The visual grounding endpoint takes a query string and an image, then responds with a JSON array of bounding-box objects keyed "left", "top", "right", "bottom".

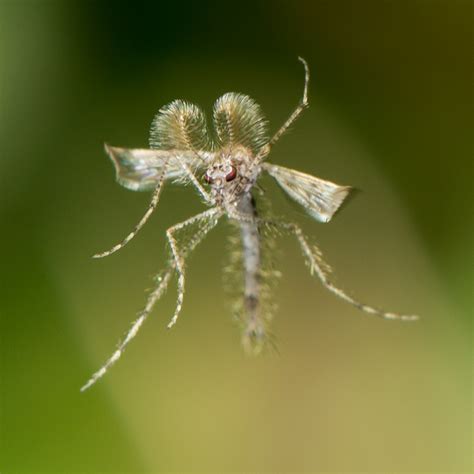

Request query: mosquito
[{"left": 81, "top": 57, "right": 418, "bottom": 392}]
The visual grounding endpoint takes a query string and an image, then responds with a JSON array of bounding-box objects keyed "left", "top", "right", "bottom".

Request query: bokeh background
[{"left": 1, "top": 1, "right": 472, "bottom": 472}]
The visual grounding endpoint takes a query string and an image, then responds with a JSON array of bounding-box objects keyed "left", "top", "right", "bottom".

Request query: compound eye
[
  {"left": 225, "top": 166, "right": 237, "bottom": 182},
  {"left": 203, "top": 172, "right": 213, "bottom": 184}
]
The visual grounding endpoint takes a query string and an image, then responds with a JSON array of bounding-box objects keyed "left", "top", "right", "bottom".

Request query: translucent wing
[
  {"left": 213, "top": 93, "right": 268, "bottom": 155},
  {"left": 105, "top": 144, "right": 206, "bottom": 191},
  {"left": 149, "top": 100, "right": 211, "bottom": 152},
  {"left": 264, "top": 163, "right": 352, "bottom": 222}
]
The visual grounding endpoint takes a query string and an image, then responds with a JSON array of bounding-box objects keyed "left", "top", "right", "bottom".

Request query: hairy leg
[
  {"left": 81, "top": 207, "right": 222, "bottom": 391},
  {"left": 80, "top": 266, "right": 174, "bottom": 391},
  {"left": 251, "top": 57, "right": 310, "bottom": 168},
  {"left": 166, "top": 207, "right": 223, "bottom": 329},
  {"left": 268, "top": 57, "right": 310, "bottom": 147},
  {"left": 266, "top": 219, "right": 418, "bottom": 322},
  {"left": 93, "top": 173, "right": 167, "bottom": 259},
  {"left": 176, "top": 157, "right": 213, "bottom": 204}
]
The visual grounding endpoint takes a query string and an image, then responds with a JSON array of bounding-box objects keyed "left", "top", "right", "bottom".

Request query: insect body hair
[
  {"left": 84, "top": 57, "right": 417, "bottom": 391},
  {"left": 223, "top": 196, "right": 281, "bottom": 354}
]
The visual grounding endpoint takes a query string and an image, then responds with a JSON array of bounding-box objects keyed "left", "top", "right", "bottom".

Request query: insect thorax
[{"left": 205, "top": 145, "right": 260, "bottom": 207}]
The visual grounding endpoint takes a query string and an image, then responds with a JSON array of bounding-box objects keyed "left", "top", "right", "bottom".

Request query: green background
[{"left": 1, "top": 1, "right": 472, "bottom": 472}]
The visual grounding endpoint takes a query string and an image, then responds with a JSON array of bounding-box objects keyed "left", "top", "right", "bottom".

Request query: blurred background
[{"left": 1, "top": 1, "right": 472, "bottom": 472}]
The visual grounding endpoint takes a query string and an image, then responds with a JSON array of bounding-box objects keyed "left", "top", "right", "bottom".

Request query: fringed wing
[
  {"left": 107, "top": 101, "right": 214, "bottom": 192},
  {"left": 264, "top": 163, "right": 352, "bottom": 223},
  {"left": 105, "top": 144, "right": 200, "bottom": 191},
  {"left": 149, "top": 100, "right": 211, "bottom": 152},
  {"left": 213, "top": 93, "right": 269, "bottom": 155}
]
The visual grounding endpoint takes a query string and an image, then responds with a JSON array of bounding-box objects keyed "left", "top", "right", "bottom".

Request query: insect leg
[
  {"left": 268, "top": 57, "right": 310, "bottom": 147},
  {"left": 271, "top": 220, "right": 419, "bottom": 322},
  {"left": 80, "top": 265, "right": 174, "bottom": 391},
  {"left": 166, "top": 208, "right": 223, "bottom": 329},
  {"left": 175, "top": 156, "right": 213, "bottom": 203},
  {"left": 81, "top": 209, "right": 222, "bottom": 391},
  {"left": 92, "top": 168, "right": 167, "bottom": 259}
]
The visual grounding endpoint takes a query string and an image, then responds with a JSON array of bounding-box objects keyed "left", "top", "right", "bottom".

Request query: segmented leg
[
  {"left": 278, "top": 221, "right": 418, "bottom": 321},
  {"left": 93, "top": 171, "right": 167, "bottom": 259},
  {"left": 269, "top": 57, "right": 310, "bottom": 147},
  {"left": 252, "top": 57, "right": 310, "bottom": 167},
  {"left": 231, "top": 212, "right": 419, "bottom": 322},
  {"left": 80, "top": 266, "right": 174, "bottom": 392},
  {"left": 81, "top": 208, "right": 221, "bottom": 391},
  {"left": 176, "top": 156, "right": 213, "bottom": 203},
  {"left": 166, "top": 207, "right": 222, "bottom": 329}
]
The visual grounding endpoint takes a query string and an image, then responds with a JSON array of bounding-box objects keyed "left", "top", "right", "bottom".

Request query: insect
[{"left": 81, "top": 57, "right": 418, "bottom": 392}]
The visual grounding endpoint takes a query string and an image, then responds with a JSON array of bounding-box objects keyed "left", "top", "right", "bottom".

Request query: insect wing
[
  {"left": 264, "top": 163, "right": 352, "bottom": 222},
  {"left": 104, "top": 144, "right": 197, "bottom": 191}
]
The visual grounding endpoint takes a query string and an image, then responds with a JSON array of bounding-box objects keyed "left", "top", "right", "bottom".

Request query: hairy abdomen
[{"left": 237, "top": 194, "right": 264, "bottom": 352}]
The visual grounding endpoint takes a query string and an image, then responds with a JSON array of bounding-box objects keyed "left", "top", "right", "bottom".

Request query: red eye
[
  {"left": 203, "top": 173, "right": 213, "bottom": 184},
  {"left": 225, "top": 166, "right": 237, "bottom": 182}
]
